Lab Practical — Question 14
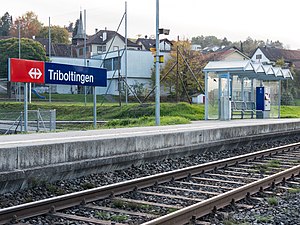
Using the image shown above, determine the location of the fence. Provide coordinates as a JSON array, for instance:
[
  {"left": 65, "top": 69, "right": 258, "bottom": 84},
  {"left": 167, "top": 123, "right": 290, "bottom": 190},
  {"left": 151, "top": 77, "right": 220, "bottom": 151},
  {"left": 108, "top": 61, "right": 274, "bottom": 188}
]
[{"left": 0, "top": 109, "right": 56, "bottom": 134}]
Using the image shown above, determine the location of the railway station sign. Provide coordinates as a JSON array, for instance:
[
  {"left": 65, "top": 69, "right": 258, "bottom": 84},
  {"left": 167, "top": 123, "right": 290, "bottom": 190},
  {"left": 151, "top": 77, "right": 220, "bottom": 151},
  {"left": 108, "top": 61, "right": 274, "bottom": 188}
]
[
  {"left": 8, "top": 58, "right": 107, "bottom": 87},
  {"left": 9, "top": 58, "right": 45, "bottom": 84}
]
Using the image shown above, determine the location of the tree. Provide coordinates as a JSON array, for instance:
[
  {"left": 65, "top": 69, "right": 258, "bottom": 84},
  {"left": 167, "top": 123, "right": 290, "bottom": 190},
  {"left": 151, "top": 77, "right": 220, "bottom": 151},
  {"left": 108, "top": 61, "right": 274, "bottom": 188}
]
[
  {"left": 10, "top": 11, "right": 43, "bottom": 38},
  {"left": 158, "top": 40, "right": 205, "bottom": 100},
  {"left": 191, "top": 35, "right": 226, "bottom": 49},
  {"left": 37, "top": 25, "right": 70, "bottom": 44},
  {"left": 232, "top": 37, "right": 265, "bottom": 55},
  {"left": 0, "top": 12, "right": 12, "bottom": 36},
  {"left": 220, "top": 37, "right": 231, "bottom": 46},
  {"left": 65, "top": 22, "right": 74, "bottom": 33},
  {"left": 0, "top": 38, "right": 48, "bottom": 79},
  {"left": 72, "top": 19, "right": 80, "bottom": 38}
]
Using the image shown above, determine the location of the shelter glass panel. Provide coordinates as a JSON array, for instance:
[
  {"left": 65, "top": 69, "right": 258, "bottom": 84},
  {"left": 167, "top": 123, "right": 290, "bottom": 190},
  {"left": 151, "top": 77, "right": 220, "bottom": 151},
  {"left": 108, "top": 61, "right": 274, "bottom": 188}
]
[
  {"left": 243, "top": 78, "right": 253, "bottom": 102},
  {"left": 232, "top": 75, "right": 242, "bottom": 101},
  {"left": 207, "top": 72, "right": 219, "bottom": 119},
  {"left": 266, "top": 81, "right": 279, "bottom": 118}
]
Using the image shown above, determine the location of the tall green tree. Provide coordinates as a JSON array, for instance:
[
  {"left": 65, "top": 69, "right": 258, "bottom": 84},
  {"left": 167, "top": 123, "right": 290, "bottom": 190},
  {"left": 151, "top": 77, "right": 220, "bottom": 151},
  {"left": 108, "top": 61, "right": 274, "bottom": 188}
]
[
  {"left": 72, "top": 19, "right": 80, "bottom": 38},
  {"left": 0, "top": 38, "right": 48, "bottom": 79},
  {"left": 37, "top": 25, "right": 70, "bottom": 44},
  {"left": 66, "top": 22, "right": 74, "bottom": 33},
  {"left": 9, "top": 11, "right": 43, "bottom": 38},
  {"left": 0, "top": 12, "right": 12, "bottom": 36}
]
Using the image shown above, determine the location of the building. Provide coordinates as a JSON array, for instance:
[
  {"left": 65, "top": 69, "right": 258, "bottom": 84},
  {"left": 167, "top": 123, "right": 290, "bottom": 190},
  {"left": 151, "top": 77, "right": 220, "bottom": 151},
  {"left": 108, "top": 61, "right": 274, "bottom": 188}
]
[
  {"left": 202, "top": 46, "right": 249, "bottom": 62},
  {"left": 251, "top": 46, "right": 300, "bottom": 70},
  {"left": 136, "top": 37, "right": 172, "bottom": 52}
]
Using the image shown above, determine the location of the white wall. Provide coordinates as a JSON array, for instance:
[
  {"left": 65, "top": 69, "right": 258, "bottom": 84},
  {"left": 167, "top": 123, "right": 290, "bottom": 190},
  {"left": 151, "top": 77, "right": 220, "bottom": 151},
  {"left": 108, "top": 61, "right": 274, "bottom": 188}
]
[
  {"left": 51, "top": 49, "right": 170, "bottom": 95},
  {"left": 251, "top": 48, "right": 270, "bottom": 63},
  {"left": 224, "top": 51, "right": 248, "bottom": 61},
  {"left": 51, "top": 57, "right": 102, "bottom": 67},
  {"left": 159, "top": 41, "right": 171, "bottom": 51}
]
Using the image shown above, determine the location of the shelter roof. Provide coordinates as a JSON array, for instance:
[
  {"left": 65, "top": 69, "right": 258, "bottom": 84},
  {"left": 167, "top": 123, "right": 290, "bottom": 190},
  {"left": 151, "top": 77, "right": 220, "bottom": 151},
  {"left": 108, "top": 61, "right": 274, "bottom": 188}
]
[{"left": 203, "top": 60, "right": 293, "bottom": 80}]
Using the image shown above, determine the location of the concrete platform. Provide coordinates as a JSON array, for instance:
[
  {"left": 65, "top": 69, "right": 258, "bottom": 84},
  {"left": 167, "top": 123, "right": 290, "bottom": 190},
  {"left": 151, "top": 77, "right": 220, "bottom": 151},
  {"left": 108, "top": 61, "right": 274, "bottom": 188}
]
[{"left": 0, "top": 118, "right": 300, "bottom": 193}]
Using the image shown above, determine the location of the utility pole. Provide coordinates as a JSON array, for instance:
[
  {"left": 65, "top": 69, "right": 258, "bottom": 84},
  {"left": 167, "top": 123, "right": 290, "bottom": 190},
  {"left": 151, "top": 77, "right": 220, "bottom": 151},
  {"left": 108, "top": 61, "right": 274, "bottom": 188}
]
[
  {"left": 125, "top": 1, "right": 128, "bottom": 104},
  {"left": 49, "top": 17, "right": 52, "bottom": 103},
  {"left": 155, "top": 0, "right": 160, "bottom": 126}
]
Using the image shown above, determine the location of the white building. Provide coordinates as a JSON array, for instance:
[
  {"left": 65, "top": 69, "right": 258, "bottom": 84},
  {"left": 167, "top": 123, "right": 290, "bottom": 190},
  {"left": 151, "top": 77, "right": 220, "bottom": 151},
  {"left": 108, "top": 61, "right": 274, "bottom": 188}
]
[
  {"left": 50, "top": 48, "right": 170, "bottom": 95},
  {"left": 47, "top": 11, "right": 171, "bottom": 96}
]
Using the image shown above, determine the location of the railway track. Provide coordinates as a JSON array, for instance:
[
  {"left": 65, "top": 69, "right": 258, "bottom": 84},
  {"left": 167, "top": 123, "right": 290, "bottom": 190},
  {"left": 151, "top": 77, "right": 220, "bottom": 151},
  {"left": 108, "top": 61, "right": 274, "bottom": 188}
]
[{"left": 1, "top": 142, "right": 300, "bottom": 225}]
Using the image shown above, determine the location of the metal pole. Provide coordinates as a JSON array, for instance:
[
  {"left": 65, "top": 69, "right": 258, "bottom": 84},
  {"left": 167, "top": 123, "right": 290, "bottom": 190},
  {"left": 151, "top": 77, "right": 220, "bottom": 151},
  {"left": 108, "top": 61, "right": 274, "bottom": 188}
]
[
  {"left": 29, "top": 83, "right": 31, "bottom": 103},
  {"left": 176, "top": 46, "right": 179, "bottom": 102},
  {"left": 18, "top": 22, "right": 21, "bottom": 102},
  {"left": 84, "top": 9, "right": 87, "bottom": 106},
  {"left": 118, "top": 48, "right": 121, "bottom": 107},
  {"left": 155, "top": 0, "right": 160, "bottom": 126},
  {"left": 49, "top": 17, "right": 52, "bottom": 103},
  {"left": 278, "top": 80, "right": 281, "bottom": 118},
  {"left": 204, "top": 72, "right": 208, "bottom": 120},
  {"left": 93, "top": 86, "right": 97, "bottom": 128},
  {"left": 125, "top": 1, "right": 128, "bottom": 104},
  {"left": 24, "top": 83, "right": 28, "bottom": 132}
]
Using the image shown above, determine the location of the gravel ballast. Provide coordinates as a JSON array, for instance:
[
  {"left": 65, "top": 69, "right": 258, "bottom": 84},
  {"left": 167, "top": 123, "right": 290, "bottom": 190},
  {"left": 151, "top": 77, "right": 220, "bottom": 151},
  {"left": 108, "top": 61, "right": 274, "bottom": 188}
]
[{"left": 1, "top": 134, "right": 300, "bottom": 224}]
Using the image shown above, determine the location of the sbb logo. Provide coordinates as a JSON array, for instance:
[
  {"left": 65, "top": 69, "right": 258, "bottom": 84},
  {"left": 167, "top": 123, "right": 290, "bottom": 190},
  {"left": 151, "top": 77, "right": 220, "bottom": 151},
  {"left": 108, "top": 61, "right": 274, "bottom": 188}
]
[
  {"left": 28, "top": 68, "right": 43, "bottom": 80},
  {"left": 9, "top": 58, "right": 45, "bottom": 83}
]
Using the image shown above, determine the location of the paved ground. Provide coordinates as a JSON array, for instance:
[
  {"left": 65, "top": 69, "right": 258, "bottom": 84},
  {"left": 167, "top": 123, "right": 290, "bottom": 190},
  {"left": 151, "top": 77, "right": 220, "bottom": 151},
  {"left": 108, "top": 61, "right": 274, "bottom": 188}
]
[{"left": 1, "top": 118, "right": 299, "bottom": 148}]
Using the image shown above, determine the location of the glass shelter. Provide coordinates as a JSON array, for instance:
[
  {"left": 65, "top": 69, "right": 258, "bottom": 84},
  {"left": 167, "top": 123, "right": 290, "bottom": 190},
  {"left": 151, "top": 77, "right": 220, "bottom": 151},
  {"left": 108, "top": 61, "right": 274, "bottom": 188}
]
[{"left": 203, "top": 60, "right": 293, "bottom": 120}]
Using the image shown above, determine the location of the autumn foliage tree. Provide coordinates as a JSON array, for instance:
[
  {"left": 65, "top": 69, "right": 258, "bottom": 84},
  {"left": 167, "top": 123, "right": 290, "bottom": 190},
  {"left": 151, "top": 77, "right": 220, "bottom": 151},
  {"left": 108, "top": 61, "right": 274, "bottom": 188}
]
[
  {"left": 10, "top": 11, "right": 43, "bottom": 38},
  {"left": 158, "top": 40, "right": 205, "bottom": 100}
]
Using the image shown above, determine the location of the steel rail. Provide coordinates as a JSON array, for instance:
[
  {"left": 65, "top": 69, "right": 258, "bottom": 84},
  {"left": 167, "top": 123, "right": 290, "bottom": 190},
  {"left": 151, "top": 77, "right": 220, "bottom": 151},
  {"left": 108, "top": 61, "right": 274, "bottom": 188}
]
[
  {"left": 142, "top": 164, "right": 300, "bottom": 225},
  {"left": 0, "top": 142, "right": 299, "bottom": 224}
]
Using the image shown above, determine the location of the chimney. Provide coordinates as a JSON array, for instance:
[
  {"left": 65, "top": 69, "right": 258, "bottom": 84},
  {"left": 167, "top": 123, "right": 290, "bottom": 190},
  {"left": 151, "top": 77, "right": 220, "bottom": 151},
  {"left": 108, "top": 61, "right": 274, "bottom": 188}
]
[
  {"left": 95, "top": 28, "right": 98, "bottom": 33},
  {"left": 240, "top": 41, "right": 243, "bottom": 53},
  {"left": 103, "top": 31, "right": 107, "bottom": 41}
]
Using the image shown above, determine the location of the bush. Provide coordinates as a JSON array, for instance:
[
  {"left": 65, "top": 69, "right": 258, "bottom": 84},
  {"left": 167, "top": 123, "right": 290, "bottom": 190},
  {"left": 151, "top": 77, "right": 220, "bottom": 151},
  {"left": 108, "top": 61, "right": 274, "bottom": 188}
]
[{"left": 281, "top": 92, "right": 295, "bottom": 105}]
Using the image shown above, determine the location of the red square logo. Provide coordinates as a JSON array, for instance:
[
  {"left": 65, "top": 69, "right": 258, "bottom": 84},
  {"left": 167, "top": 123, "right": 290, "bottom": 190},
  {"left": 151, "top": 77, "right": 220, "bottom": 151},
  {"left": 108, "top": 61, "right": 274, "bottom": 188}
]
[{"left": 9, "top": 58, "right": 45, "bottom": 83}]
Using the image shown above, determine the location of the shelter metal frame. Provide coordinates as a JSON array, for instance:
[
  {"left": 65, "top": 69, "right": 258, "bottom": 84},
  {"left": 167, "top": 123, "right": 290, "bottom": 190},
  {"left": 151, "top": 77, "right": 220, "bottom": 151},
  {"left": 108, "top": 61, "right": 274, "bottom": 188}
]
[{"left": 203, "top": 60, "right": 293, "bottom": 120}]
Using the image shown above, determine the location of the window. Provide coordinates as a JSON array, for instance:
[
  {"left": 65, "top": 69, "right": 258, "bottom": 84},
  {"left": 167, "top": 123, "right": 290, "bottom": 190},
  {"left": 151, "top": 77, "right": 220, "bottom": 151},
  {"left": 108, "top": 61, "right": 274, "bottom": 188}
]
[
  {"left": 256, "top": 54, "right": 262, "bottom": 60},
  {"left": 103, "top": 59, "right": 112, "bottom": 71},
  {"left": 113, "top": 57, "right": 121, "bottom": 70},
  {"left": 97, "top": 45, "right": 106, "bottom": 53},
  {"left": 103, "top": 57, "right": 121, "bottom": 71}
]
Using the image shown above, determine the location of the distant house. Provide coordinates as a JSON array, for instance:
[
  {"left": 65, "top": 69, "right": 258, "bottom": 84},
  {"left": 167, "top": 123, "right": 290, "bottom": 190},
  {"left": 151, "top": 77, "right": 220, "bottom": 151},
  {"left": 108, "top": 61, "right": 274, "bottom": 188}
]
[
  {"left": 35, "top": 37, "right": 74, "bottom": 57},
  {"left": 191, "top": 44, "right": 202, "bottom": 51},
  {"left": 136, "top": 37, "right": 172, "bottom": 52},
  {"left": 202, "top": 46, "right": 249, "bottom": 62},
  {"left": 71, "top": 12, "right": 141, "bottom": 59},
  {"left": 251, "top": 46, "right": 300, "bottom": 70},
  {"left": 191, "top": 93, "right": 205, "bottom": 104},
  {"left": 75, "top": 29, "right": 141, "bottom": 58}
]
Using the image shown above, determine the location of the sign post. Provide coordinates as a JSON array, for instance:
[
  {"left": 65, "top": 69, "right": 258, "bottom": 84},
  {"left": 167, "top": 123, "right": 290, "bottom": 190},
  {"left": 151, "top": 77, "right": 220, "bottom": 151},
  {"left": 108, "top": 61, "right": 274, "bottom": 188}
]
[
  {"left": 9, "top": 58, "right": 45, "bottom": 132},
  {"left": 8, "top": 58, "right": 107, "bottom": 132}
]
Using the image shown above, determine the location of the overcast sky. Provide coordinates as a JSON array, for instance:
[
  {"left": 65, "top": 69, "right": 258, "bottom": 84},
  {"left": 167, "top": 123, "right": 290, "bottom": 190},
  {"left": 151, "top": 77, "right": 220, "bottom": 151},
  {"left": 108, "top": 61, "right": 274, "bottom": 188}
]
[{"left": 1, "top": 0, "right": 299, "bottom": 49}]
